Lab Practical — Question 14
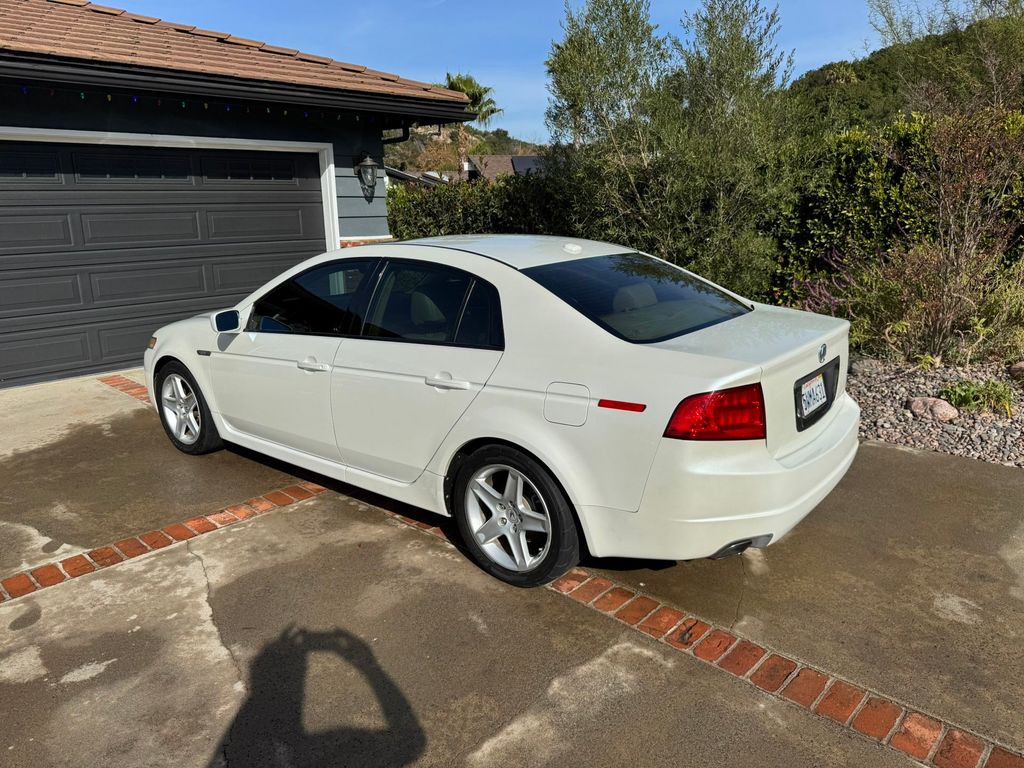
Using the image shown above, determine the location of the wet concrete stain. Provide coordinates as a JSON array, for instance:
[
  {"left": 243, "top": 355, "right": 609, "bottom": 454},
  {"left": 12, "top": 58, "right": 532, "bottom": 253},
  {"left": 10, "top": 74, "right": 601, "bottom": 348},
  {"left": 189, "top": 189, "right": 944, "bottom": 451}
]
[{"left": 0, "top": 409, "right": 296, "bottom": 574}]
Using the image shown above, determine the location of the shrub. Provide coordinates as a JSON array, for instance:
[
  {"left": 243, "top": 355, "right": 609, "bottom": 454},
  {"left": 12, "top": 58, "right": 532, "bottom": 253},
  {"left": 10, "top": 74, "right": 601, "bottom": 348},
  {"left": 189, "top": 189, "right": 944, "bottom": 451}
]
[
  {"left": 795, "top": 110, "right": 1024, "bottom": 363},
  {"left": 939, "top": 379, "right": 1015, "bottom": 417}
]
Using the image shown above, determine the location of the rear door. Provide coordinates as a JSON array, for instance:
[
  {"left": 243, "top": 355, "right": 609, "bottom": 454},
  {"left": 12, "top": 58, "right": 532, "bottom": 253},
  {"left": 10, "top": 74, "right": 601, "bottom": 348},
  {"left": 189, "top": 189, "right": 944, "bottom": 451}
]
[
  {"left": 331, "top": 259, "right": 504, "bottom": 482},
  {"left": 210, "top": 258, "right": 378, "bottom": 460}
]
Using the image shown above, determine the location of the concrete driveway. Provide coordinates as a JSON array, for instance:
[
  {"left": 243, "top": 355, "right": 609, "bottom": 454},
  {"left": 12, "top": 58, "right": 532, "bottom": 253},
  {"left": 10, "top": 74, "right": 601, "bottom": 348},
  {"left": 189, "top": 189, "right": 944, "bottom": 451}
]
[{"left": 0, "top": 372, "right": 1021, "bottom": 768}]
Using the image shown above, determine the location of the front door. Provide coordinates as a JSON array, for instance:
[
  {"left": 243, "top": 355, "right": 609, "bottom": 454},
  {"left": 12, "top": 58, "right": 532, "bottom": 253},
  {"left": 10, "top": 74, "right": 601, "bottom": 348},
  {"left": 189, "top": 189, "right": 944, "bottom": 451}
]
[
  {"left": 210, "top": 257, "right": 379, "bottom": 460},
  {"left": 331, "top": 259, "right": 504, "bottom": 482}
]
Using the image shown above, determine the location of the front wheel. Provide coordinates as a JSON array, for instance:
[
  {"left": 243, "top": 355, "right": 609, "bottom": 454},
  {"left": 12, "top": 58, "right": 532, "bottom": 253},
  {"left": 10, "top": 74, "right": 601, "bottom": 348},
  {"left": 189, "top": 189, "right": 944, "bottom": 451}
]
[
  {"left": 452, "top": 445, "right": 580, "bottom": 587},
  {"left": 155, "top": 361, "right": 223, "bottom": 455}
]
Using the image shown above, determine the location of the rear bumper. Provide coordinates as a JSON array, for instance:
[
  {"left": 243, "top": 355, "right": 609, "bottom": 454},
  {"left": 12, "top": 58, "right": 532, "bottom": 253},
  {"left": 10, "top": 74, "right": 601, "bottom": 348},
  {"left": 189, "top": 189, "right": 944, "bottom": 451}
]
[{"left": 579, "top": 393, "right": 860, "bottom": 560}]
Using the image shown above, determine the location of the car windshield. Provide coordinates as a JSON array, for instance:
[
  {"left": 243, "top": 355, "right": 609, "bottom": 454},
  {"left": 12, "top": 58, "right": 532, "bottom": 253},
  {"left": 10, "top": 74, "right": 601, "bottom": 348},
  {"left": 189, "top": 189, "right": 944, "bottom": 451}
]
[{"left": 523, "top": 253, "right": 751, "bottom": 343}]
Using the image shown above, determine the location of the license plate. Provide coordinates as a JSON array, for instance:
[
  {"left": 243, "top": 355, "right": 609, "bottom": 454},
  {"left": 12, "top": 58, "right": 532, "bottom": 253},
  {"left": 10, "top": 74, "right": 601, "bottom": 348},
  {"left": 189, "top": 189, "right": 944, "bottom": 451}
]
[{"left": 800, "top": 374, "right": 828, "bottom": 417}]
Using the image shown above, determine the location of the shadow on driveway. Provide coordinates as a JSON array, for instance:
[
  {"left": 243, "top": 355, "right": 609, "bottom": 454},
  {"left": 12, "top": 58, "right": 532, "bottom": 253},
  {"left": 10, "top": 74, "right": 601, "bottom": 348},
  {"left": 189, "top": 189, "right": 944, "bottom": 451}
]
[{"left": 209, "top": 626, "right": 425, "bottom": 768}]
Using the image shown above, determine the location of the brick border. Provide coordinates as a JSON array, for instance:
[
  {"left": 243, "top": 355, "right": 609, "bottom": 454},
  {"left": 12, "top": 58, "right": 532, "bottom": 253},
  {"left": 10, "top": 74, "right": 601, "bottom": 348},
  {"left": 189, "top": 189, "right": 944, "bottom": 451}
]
[
  {"left": 546, "top": 567, "right": 1022, "bottom": 768},
  {"left": 0, "top": 482, "right": 325, "bottom": 605},
  {"left": 99, "top": 373, "right": 151, "bottom": 405}
]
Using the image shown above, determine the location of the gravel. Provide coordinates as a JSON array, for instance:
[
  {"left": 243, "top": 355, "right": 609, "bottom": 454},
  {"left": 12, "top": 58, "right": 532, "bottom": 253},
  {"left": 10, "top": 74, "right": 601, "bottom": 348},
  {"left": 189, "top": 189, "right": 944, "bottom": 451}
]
[{"left": 845, "top": 356, "right": 1024, "bottom": 467}]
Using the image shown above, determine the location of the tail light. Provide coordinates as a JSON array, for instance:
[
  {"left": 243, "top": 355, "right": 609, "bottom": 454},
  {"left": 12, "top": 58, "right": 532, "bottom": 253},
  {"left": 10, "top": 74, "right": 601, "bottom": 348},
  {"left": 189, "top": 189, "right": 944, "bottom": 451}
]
[{"left": 664, "top": 383, "right": 766, "bottom": 440}]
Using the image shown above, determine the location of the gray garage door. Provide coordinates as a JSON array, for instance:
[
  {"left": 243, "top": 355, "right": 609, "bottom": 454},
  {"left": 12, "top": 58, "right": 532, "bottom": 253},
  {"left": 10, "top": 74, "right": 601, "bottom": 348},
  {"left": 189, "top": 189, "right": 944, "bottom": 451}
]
[{"left": 0, "top": 141, "right": 327, "bottom": 387}]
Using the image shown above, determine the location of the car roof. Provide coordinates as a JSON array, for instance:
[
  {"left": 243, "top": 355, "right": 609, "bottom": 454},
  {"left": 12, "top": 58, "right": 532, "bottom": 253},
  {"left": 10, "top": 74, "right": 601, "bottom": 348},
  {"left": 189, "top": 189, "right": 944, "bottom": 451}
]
[{"left": 403, "top": 235, "right": 627, "bottom": 270}]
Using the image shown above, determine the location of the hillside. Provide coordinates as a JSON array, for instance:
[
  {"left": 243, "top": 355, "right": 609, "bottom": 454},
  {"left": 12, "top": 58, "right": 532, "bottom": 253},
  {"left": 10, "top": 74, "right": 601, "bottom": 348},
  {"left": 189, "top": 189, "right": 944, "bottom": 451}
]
[
  {"left": 790, "top": 17, "right": 1018, "bottom": 127},
  {"left": 384, "top": 125, "right": 543, "bottom": 172}
]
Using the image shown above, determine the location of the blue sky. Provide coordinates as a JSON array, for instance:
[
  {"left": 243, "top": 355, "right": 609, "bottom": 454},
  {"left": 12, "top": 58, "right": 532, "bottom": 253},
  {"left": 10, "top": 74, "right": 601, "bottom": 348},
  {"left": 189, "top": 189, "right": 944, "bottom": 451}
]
[{"left": 127, "top": 0, "right": 878, "bottom": 142}]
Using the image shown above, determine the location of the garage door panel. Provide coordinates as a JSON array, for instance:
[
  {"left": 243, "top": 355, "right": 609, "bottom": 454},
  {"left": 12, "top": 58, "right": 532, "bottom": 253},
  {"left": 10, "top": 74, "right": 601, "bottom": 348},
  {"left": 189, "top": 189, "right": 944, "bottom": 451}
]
[
  {"left": 71, "top": 150, "right": 194, "bottom": 184},
  {"left": 0, "top": 272, "right": 84, "bottom": 313},
  {"left": 0, "top": 330, "right": 92, "bottom": 379},
  {"left": 210, "top": 255, "right": 308, "bottom": 292},
  {"left": 0, "top": 146, "right": 62, "bottom": 183},
  {"left": 0, "top": 213, "right": 73, "bottom": 249},
  {"left": 90, "top": 262, "right": 207, "bottom": 303},
  {"left": 207, "top": 205, "right": 320, "bottom": 240},
  {"left": 0, "top": 140, "right": 329, "bottom": 386},
  {"left": 80, "top": 209, "right": 201, "bottom": 245}
]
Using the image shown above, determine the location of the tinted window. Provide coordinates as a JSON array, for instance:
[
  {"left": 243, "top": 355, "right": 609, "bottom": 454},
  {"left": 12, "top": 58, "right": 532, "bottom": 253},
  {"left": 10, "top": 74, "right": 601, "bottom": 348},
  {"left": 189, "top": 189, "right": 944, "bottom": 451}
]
[
  {"left": 455, "top": 280, "right": 504, "bottom": 349},
  {"left": 363, "top": 262, "right": 470, "bottom": 343},
  {"left": 523, "top": 253, "right": 750, "bottom": 343},
  {"left": 360, "top": 262, "right": 504, "bottom": 349},
  {"left": 248, "top": 259, "right": 376, "bottom": 335}
]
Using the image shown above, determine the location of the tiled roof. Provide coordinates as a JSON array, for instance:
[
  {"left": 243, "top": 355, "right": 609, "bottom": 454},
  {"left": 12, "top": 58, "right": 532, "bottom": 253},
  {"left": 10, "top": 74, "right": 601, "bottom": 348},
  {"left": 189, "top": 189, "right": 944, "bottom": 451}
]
[{"left": 0, "top": 0, "right": 469, "bottom": 106}]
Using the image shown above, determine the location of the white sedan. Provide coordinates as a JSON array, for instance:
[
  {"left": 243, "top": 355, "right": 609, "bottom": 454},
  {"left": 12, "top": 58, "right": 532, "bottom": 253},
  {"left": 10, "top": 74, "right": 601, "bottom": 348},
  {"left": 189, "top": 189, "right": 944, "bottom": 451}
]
[{"left": 144, "top": 235, "right": 860, "bottom": 587}]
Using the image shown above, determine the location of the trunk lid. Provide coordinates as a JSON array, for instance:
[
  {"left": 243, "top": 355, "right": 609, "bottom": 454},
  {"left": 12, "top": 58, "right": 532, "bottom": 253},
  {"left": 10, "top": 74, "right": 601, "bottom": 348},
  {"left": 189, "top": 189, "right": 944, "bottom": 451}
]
[{"left": 653, "top": 303, "right": 850, "bottom": 458}]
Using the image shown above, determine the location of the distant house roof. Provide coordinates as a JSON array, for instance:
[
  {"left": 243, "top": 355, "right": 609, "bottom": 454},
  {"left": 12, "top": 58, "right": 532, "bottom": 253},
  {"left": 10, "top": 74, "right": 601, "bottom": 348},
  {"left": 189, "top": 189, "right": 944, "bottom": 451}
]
[
  {"left": 467, "top": 155, "right": 546, "bottom": 182},
  {"left": 385, "top": 166, "right": 445, "bottom": 186},
  {"left": 0, "top": 0, "right": 471, "bottom": 120}
]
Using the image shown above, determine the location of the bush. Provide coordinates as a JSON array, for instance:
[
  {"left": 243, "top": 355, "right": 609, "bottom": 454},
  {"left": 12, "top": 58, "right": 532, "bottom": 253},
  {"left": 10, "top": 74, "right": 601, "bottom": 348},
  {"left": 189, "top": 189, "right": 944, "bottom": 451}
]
[
  {"left": 939, "top": 379, "right": 1016, "bottom": 417},
  {"left": 387, "top": 175, "right": 572, "bottom": 241},
  {"left": 794, "top": 111, "right": 1024, "bottom": 363}
]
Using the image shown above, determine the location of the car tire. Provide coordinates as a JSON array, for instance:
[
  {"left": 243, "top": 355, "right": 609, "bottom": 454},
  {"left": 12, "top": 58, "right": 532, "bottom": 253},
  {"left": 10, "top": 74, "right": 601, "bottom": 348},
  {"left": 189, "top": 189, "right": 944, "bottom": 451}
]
[
  {"left": 452, "top": 444, "right": 580, "bottom": 587},
  {"left": 154, "top": 361, "right": 224, "bottom": 455}
]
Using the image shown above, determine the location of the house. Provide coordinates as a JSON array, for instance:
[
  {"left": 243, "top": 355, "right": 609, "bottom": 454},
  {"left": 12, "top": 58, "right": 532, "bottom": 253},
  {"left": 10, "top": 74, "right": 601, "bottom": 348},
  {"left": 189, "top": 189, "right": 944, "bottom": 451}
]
[
  {"left": 0, "top": 0, "right": 471, "bottom": 386},
  {"left": 466, "top": 154, "right": 545, "bottom": 182}
]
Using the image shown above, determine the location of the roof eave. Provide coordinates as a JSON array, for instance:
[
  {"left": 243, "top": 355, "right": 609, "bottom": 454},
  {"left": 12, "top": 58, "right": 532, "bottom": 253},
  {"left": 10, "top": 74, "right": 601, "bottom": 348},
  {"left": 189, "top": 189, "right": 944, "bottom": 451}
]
[{"left": 0, "top": 50, "right": 474, "bottom": 124}]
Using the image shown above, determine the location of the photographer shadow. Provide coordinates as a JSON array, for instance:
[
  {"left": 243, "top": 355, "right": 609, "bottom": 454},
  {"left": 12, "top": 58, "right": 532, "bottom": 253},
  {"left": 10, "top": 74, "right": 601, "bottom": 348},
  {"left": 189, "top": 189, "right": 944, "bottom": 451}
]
[{"left": 209, "top": 626, "right": 425, "bottom": 768}]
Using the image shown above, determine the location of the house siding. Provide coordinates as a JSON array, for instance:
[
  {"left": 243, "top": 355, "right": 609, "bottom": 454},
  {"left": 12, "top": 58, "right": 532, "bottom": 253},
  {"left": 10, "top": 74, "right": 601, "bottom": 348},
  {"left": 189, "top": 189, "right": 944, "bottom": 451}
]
[{"left": 0, "top": 86, "right": 389, "bottom": 242}]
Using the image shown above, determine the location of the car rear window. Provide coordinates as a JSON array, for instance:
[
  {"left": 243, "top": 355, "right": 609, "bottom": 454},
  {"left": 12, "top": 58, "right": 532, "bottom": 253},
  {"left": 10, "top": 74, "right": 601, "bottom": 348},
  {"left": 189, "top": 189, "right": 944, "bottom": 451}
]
[{"left": 523, "top": 253, "right": 751, "bottom": 343}]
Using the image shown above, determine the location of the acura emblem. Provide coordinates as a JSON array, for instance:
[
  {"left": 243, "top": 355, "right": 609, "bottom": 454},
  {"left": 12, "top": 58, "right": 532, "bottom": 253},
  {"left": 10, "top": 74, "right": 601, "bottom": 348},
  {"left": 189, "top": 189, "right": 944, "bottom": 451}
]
[{"left": 818, "top": 343, "right": 827, "bottom": 364}]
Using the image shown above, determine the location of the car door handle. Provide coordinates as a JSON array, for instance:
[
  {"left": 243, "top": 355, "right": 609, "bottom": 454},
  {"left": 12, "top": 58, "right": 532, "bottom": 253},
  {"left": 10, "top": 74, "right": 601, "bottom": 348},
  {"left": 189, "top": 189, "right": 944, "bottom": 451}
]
[
  {"left": 425, "top": 374, "right": 471, "bottom": 390},
  {"left": 297, "top": 358, "right": 331, "bottom": 372}
]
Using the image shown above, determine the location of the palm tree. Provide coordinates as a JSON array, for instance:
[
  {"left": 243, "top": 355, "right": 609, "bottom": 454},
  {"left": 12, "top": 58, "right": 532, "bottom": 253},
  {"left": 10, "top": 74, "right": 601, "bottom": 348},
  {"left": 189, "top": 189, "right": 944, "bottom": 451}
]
[{"left": 444, "top": 72, "right": 503, "bottom": 180}]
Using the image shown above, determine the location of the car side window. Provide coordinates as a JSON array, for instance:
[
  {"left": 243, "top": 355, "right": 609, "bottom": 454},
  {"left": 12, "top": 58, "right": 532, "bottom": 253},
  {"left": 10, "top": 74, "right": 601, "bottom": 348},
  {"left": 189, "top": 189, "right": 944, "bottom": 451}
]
[
  {"left": 361, "top": 261, "right": 503, "bottom": 349},
  {"left": 247, "top": 259, "right": 377, "bottom": 336},
  {"left": 455, "top": 279, "right": 504, "bottom": 349}
]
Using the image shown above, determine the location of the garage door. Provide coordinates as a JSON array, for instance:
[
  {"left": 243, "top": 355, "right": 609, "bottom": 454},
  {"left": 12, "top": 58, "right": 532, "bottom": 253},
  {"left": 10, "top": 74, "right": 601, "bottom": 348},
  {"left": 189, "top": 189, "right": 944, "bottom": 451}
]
[{"left": 0, "top": 141, "right": 328, "bottom": 387}]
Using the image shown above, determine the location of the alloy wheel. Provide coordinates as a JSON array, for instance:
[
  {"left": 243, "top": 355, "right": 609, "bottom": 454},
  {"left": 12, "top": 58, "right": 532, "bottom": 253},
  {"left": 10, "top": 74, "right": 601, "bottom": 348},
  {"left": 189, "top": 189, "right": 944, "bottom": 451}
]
[
  {"left": 464, "top": 464, "right": 552, "bottom": 572},
  {"left": 161, "top": 373, "right": 201, "bottom": 446}
]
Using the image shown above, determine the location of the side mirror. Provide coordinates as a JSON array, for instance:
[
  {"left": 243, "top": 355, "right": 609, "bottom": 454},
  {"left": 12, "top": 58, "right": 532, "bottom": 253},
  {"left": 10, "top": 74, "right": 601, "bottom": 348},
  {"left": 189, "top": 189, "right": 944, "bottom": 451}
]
[{"left": 211, "top": 309, "right": 241, "bottom": 334}]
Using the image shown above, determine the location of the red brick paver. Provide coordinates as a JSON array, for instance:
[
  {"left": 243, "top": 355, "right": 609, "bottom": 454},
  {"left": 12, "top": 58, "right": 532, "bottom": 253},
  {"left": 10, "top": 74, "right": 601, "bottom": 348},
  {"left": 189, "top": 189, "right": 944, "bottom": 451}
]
[
  {"left": 88, "top": 547, "right": 123, "bottom": 567},
  {"left": 693, "top": 629, "right": 736, "bottom": 662},
  {"left": 2, "top": 573, "right": 36, "bottom": 598},
  {"left": 718, "top": 640, "right": 766, "bottom": 677},
  {"left": 614, "top": 596, "right": 659, "bottom": 625},
  {"left": 568, "top": 577, "right": 612, "bottom": 604},
  {"left": 750, "top": 654, "right": 797, "bottom": 693},
  {"left": 61, "top": 555, "right": 96, "bottom": 578},
  {"left": 30, "top": 564, "right": 66, "bottom": 587},
  {"left": 665, "top": 617, "right": 710, "bottom": 651},
  {"left": 891, "top": 712, "right": 944, "bottom": 760},
  {"left": 852, "top": 697, "right": 903, "bottom": 741},
  {"left": 593, "top": 587, "right": 634, "bottom": 613},
  {"left": 987, "top": 748, "right": 1024, "bottom": 768},
  {"left": 781, "top": 668, "right": 829, "bottom": 708},
  {"left": 637, "top": 607, "right": 685, "bottom": 639},
  {"left": 934, "top": 729, "right": 985, "bottom": 768},
  {"left": 815, "top": 680, "right": 866, "bottom": 725}
]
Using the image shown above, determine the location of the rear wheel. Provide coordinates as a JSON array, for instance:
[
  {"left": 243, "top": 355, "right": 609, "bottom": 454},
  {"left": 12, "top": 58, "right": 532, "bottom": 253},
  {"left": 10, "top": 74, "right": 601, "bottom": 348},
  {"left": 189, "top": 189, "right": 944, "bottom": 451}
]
[
  {"left": 155, "top": 361, "right": 223, "bottom": 455},
  {"left": 452, "top": 445, "right": 579, "bottom": 587}
]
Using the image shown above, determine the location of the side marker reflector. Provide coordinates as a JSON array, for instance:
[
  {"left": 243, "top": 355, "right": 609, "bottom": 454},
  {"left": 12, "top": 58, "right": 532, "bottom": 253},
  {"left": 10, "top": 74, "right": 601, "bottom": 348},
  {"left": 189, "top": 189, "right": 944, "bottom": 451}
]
[{"left": 598, "top": 399, "right": 647, "bottom": 413}]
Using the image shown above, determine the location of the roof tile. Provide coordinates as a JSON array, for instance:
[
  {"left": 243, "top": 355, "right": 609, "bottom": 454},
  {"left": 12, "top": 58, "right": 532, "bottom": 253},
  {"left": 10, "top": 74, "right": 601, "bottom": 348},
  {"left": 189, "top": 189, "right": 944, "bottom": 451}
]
[{"left": 0, "top": 0, "right": 469, "bottom": 106}]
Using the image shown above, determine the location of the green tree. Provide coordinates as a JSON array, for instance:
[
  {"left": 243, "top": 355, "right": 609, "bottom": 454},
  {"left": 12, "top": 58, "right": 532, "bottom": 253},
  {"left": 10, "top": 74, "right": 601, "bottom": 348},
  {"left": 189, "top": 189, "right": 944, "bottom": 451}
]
[
  {"left": 544, "top": 0, "right": 801, "bottom": 297},
  {"left": 444, "top": 72, "right": 504, "bottom": 180}
]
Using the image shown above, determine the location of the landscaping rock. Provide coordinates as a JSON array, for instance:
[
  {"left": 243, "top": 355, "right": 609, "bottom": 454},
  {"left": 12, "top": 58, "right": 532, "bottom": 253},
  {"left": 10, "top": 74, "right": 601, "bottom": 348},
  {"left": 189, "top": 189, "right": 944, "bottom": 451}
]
[
  {"left": 907, "top": 396, "right": 959, "bottom": 422},
  {"left": 845, "top": 359, "right": 1023, "bottom": 467},
  {"left": 1009, "top": 361, "right": 1024, "bottom": 382},
  {"left": 849, "top": 356, "right": 886, "bottom": 376}
]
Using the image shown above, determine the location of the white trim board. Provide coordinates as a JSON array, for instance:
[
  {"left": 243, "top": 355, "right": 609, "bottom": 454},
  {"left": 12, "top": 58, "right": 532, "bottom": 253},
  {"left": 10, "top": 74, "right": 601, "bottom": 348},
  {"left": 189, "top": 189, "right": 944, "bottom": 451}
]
[{"left": 0, "top": 125, "right": 341, "bottom": 249}]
